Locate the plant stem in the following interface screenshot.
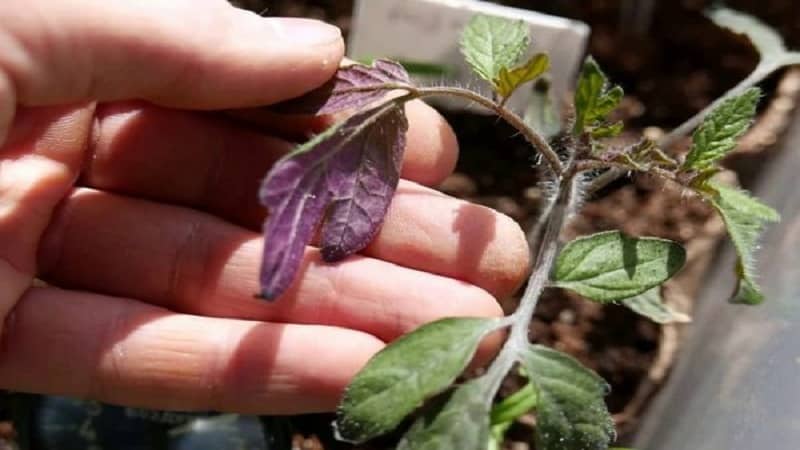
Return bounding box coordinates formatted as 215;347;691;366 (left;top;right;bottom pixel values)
578;160;679;182
587;62;778;194
330;83;563;175
411;86;565;176
586;167;625;194
511;178;574;334
482;173;578;403
526;188;556;251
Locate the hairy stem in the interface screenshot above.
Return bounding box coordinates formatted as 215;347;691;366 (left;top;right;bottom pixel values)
498;94;512;109
511;178;575;333
526;189;556;251
411;86;565;175
586;167;625;194
579;159;680;183
587;62;778;194
482;173;579;402
329;83;563;175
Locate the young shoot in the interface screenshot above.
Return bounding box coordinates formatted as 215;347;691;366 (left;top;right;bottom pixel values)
256;8;792;450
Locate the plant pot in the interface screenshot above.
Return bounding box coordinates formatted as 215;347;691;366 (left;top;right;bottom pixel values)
3;3;798;450
604;67;800;437
632;70;800;450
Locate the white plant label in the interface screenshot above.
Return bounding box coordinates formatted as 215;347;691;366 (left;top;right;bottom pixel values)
348;0;589;111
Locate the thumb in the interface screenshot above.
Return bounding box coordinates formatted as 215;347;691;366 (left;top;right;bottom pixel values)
0;0;343;129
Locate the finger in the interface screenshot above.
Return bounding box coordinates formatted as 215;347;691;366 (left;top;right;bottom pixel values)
84;102;290;228
0;104;94;273
402;100;459;185
367;181;530;298
38;189;505;341
0;0;343;113
0;103;96;334
226;99;459;184
0;287;383;413
82;100;458;227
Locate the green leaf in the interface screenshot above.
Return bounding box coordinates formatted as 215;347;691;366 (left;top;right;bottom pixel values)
524;78;562;140
460;15;529;84
397;60;456;77
573;57;624;135
335;317;499;443
683;88;760;171
520;345;615;450
698;180;779;304
590;121;624;139
621;288;691;324
552;231;686;303
397;377;492;450
494;53;550;99
355;57;455;77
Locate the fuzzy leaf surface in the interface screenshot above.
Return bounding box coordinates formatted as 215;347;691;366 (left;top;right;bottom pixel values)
520;345;615;450
700;181;780;304
573;57;624;135
336;317;498;443
622;288;691;324
460;15;529;84
590;121;624;139
397;377;492;450
494;53;550;99
552;231;686;302
683;88;760;171
259;104;407;299
272;60;410;115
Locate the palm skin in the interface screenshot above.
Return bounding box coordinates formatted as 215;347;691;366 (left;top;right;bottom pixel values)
0;0;528;414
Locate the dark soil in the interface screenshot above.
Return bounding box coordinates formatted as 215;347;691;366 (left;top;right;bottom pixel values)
230;0;800;448
6;1;798;449
254;0;800;124
242;0;799;448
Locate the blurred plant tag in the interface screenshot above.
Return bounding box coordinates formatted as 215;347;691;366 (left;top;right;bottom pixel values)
348;0;589;112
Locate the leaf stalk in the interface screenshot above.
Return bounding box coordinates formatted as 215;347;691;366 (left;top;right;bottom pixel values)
415;86;564;175
340;83;564;176
482;171;579;404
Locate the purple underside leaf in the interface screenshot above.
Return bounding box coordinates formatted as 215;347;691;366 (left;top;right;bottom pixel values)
272;59;411;115
258;104;409;300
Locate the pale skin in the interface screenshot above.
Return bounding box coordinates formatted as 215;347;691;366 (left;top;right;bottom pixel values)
0;0;530;414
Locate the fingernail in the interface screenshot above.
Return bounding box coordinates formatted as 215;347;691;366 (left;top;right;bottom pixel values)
263;17;342;46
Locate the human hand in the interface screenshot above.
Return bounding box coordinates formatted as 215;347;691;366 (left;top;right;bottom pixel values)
0;0;529;414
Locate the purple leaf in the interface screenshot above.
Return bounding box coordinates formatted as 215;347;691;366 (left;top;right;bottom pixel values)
272;60;411;115
258;104;409;300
